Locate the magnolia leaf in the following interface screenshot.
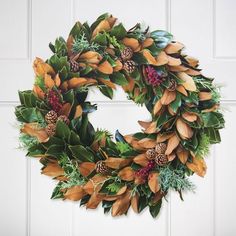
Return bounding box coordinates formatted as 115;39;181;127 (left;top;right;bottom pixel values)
133;153;148;167
112;190;131;216
138;120;152;129
199;92;212;101
186;156;207;177
74;105;83;119
153;100;162;115
176;118;193;139
44;74;55;89
167;56;181;66
98;61;113;74
177;72;196;92
177;148;189;164
41;162;64;177
105;157;132;169
118;167;135;181
142;38;154;48
78;162;96;176
144;122;157;134
138;138;156;148
176;85;188;96
64;185;85;201
98;78;116;89
131;194;139;213
148;172;160;193
165;134;180;155
161;89;176;105
156;132;174;143
142;49;158;65
165;41;184;54
155;51;168;66
182;112;198;122
122;37;140;51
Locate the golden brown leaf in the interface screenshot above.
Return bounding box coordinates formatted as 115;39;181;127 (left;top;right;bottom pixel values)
131;194;139;213
138;138;156;148
186;156;207;177
33;85;45;100
105;158;132;169
165;134;180;155
153;100;162;115
138;120;152;129
80;51;102;64
169;65;188;72
133;153;148;167
41;162;64;177
118;167;135;181
177;72;196;92
113;60;123;72
156;132;174;143
112;190;131;216
122;37;140;51
54;74;61;87
33;57;55;77
83;175;107;195
176;85;188;96
44;74;55;89
92;20;111;38
67;77;87;88
148;172;160;193
97;61;113;74
176;118;193;139
142;38;154;48
185;56;199;67
199;92;212;101
98;78;116;89
122;76;135;92
185;68;201;76
142;49;158;65
156;51;168;66
182;112;198;122
161;89;176;105
177;148;189;164
73;105;83;119
144;121;157;134
167;56;181;66
58;103;71;117
165;41;184;54
78;162;96;177
64;186;85;201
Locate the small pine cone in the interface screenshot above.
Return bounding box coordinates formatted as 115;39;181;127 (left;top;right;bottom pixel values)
146;149;157;160
45;110;58;124
123;60;136;73
95;161;109;175
46;123;56;136
121;47;133;61
167;78;177;91
155;143;167;154
69;60;80;72
155;154;168;166
57;115;70;125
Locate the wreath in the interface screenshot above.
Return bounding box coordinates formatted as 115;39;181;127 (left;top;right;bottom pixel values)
15;13;225;218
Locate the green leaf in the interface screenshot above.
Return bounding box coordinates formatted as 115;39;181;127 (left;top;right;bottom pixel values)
132;52;148;65
93;33;107;45
46;144;65;158
69;145;95;162
110;72;128;86
69;21;82;37
202;112;225;129
99;86;113;99
169;92;181;113
110;23;127;39
55;121;70;140
204;128;221;144
149;199;162;218
69;131;81;145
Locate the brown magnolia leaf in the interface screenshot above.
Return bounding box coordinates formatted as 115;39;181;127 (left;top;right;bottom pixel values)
64;185;85;201
83;175;107;195
144;121;157;134
156;132;174;143
33;85;45;100
165;41;184;54
176;118;193;139
186;156;207;177
177;148;189;164
21;123;49;143
98;78;116;89
60;81;68;91
133;153;148;167
122;37;140;51
86;192;104;209
152;190;165;204
167;56;181;66
67;77;87;88
156;51;168;66
123;134;135;144
148;172;160;193
112;190;131;216
44;74;55;89
202;104;219;113
161;89;176;105
138;120;152;129
113;60;123;72
66;35;74;56
106;47;115;56
59;103;71;117
177;72;196;92
142;49;158;65
80;51;102;64
168;105;176;116
169;65;188;72
168;153;176;161
185;68;201;76
185;56;199;67
153;100;162;115
54;74;61;87
105;158;132;169
182;112;198;122
138;138;156;148
97;61;113;74
165;134;180;155
78;162;96;177
117;186;128;195
199;92;212;101
73;105;83;119
92;19;111;38
41;162;64;177
176;85;188;96
130;140;145;151
33;57;55;77
142;38;154;48
118;167;135;181
131;194;139;213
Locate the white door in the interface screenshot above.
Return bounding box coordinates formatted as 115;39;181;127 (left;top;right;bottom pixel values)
0;0;235;235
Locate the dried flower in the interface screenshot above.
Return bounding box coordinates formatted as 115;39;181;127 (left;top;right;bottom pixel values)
144;66;164;86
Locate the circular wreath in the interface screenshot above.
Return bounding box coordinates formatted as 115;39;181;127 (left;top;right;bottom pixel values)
15;13;225;218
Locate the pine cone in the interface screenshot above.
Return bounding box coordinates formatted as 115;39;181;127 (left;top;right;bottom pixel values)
155;154;168;166
123;60;136;73
146;149;157;160
57;115;70;125
167;78;177;91
155;143;167;154
121;47;133;61
45;110;58;124
95;161;109;175
46;123;56;136
69;60;80;72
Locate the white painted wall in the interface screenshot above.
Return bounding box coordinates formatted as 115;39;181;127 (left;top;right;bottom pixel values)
0;0;235;235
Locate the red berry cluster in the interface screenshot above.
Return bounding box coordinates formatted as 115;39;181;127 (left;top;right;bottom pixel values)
136;160;156;181
47;90;62;113
145;66;164;86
